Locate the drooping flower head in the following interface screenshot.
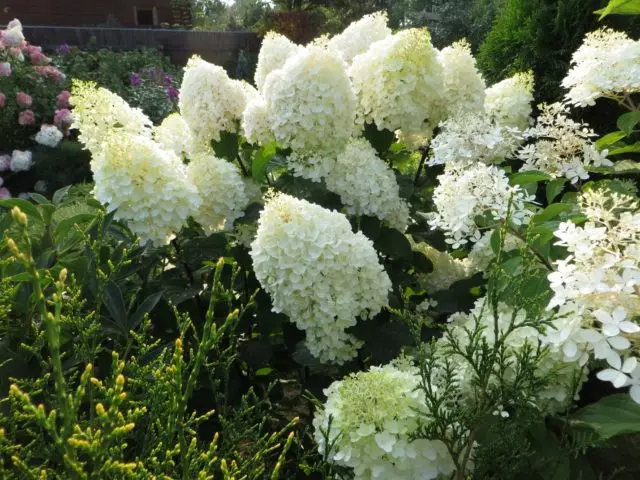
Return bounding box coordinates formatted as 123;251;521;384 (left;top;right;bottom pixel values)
438;39;486;118
254;32;302;92
263;45;356;156
327;11;391;65
325;137;410;231
186;153;251;233
250;193;391;363
70;80;152;155
485;71;534;130
179;56;247;149
91;134;200;246
314;363;455;479
350;28;445;134
563;29;640;107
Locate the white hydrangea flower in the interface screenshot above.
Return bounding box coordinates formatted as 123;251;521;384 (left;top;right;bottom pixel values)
427;164;535;248
287;151;336;182
35;124;63;148
71;81;152;156
517;103;612;183
412;242;475;292
437;39;486;118
542;189;640;403
186;153;251;233
395;125;435;150
4;21;25;47
563;28;640;107
263;45;356;156
250;193;391;364
179;56;247;148
91;134;201;246
325;138;409;231
254;32;302;92
154;113;195;158
485;71;534;130
429;112;522;168
10;150;33;172
443;297;586;413
314;363;455;479
241;94;275;145
327;11;391;65
351;29;445;134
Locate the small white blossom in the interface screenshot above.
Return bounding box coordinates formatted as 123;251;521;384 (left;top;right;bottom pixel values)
10;150;33;172
485;71;535;130
35;124;63;148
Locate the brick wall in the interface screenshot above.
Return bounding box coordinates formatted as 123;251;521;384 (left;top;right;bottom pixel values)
1;0;175;27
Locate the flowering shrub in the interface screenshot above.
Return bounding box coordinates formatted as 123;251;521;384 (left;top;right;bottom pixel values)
1;7;640;480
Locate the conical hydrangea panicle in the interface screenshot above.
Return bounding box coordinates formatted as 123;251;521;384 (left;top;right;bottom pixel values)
186;153;251;233
254;32;302;92
313;363;455;479
327;11;391;65
179;56;247;148
484;71;534;130
437;39;486;118
92;134;200;246
350;28;445;134
325;138;409;231
250;193;391;364
70;80;152;156
263;45;356;156
562;28;640;107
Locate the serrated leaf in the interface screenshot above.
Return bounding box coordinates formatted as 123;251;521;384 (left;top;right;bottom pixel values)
572;394;640;439
364;122;395;157
374;227;413;261
129;292;163;330
490;228;502;255
252;142;277;182
53;185;72;205
617;111;640;136
595;0;640;19
28;193;50;205
104;282;128;332
0;199;43;224
211;131;239;161
595;131;627;149
609;142;640;156
533;203;573;223
546;178;567;204
509;170;551;186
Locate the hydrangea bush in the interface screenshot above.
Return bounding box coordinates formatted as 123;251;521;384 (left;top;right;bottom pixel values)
1;7;640;479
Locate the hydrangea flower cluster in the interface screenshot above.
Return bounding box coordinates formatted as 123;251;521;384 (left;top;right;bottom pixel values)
253;32;302;92
437;39;486;118
427;164;534;248
92;134;200;246
313;363;455;479
153;113;195;158
186;153;251;233
71;80;152;155
485;71;534;130
412;242;475;292
327;11;391;65
542;189;640;402
250;193;391;363
516;103;612;183
179;57;247;148
34;124;63;148
562;29;640;107
429;112;522;167
325;138;409;231
9;150;33;172
350;29;445;134
241;94;275;146
443;297;585;413
263;45;356;156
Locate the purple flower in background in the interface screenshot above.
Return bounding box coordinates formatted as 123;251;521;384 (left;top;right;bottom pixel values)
0;187;10;200
164;74;173;87
56;44;71;54
167;87;179;101
130;73;142;87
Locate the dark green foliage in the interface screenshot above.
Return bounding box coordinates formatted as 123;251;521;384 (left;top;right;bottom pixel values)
477;0;640;103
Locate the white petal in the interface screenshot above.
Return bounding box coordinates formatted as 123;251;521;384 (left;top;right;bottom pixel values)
622;357;638;374
630;385;640;405
563;341;578;359
606;350;622;369
609;336;631;351
620;321;640;333
593;310;612;324
602;323;621;337
597;368;619;383
612;306;627;323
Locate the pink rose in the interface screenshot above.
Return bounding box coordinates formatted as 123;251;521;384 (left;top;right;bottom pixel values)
0;92;5;109
56;90;71;109
0;62;11;77
54;108;74;131
0;187;11;200
16;91;32;108
18;110;35;126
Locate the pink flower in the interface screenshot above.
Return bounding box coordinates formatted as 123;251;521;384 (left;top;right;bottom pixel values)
0;155;10;171
0;92;5;109
9;47;24;61
0;62;11;77
16;91;32;108
34;66;66;84
30;51;50;65
56;90;71;109
18;110;35;126
54;108;73;131
0;187;11;200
